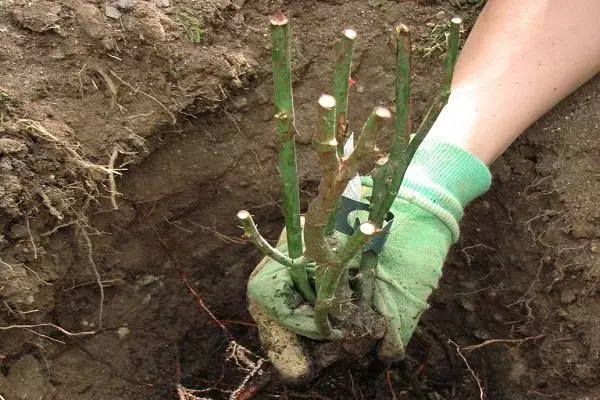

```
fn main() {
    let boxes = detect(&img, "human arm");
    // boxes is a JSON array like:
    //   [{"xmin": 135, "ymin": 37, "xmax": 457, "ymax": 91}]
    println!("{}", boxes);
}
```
[{"xmin": 429, "ymin": 0, "xmax": 600, "ymax": 164}]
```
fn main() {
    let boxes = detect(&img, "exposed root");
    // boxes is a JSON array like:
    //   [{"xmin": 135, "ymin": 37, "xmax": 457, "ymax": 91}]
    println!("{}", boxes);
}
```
[
  {"xmin": 20, "ymin": 263, "xmax": 52, "ymax": 286},
  {"xmin": 108, "ymin": 145, "xmax": 120, "ymax": 210},
  {"xmin": 88, "ymin": 64, "xmax": 119, "ymax": 110},
  {"xmin": 523, "ymin": 209, "xmax": 561, "ymax": 244},
  {"xmin": 449, "ymin": 339, "xmax": 485, "ymax": 400},
  {"xmin": 79, "ymin": 226, "xmax": 105, "ymax": 330},
  {"xmin": 226, "ymin": 342, "xmax": 268, "ymax": 400},
  {"xmin": 25, "ymin": 217, "xmax": 38, "ymax": 259},
  {"xmin": 40, "ymin": 220, "xmax": 77, "ymax": 237},
  {"xmin": 176, "ymin": 217, "xmax": 248, "ymax": 244},
  {"xmin": 462, "ymin": 334, "xmax": 545, "ymax": 352},
  {"xmin": 20, "ymin": 119, "xmax": 126, "ymax": 214},
  {"xmin": 21, "ymin": 119, "xmax": 121, "ymax": 176},
  {"xmin": 109, "ymin": 70, "xmax": 177, "ymax": 125},
  {"xmin": 38, "ymin": 188, "xmax": 64, "ymax": 220},
  {"xmin": 0, "ymin": 323, "xmax": 95, "ymax": 338},
  {"xmin": 460, "ymin": 243, "xmax": 497, "ymax": 266}
]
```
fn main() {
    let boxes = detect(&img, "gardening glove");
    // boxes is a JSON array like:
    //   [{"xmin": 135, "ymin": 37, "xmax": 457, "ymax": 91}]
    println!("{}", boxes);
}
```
[{"xmin": 247, "ymin": 137, "xmax": 491, "ymax": 379}]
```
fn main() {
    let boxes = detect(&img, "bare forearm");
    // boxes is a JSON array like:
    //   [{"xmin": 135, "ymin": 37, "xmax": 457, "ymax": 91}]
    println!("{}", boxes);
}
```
[{"xmin": 427, "ymin": 0, "xmax": 600, "ymax": 164}]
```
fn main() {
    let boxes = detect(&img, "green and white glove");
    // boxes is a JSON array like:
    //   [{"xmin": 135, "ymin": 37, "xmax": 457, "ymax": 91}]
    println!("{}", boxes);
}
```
[{"xmin": 247, "ymin": 138, "xmax": 491, "ymax": 379}]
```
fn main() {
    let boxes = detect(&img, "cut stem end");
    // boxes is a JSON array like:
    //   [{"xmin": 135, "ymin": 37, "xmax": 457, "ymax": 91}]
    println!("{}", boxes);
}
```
[
  {"xmin": 270, "ymin": 12, "xmax": 289, "ymax": 26},
  {"xmin": 450, "ymin": 17, "xmax": 463, "ymax": 25},
  {"xmin": 359, "ymin": 222, "xmax": 378, "ymax": 236},
  {"xmin": 318, "ymin": 94, "xmax": 337, "ymax": 110},
  {"xmin": 237, "ymin": 209, "xmax": 251, "ymax": 221},
  {"xmin": 343, "ymin": 29, "xmax": 357, "ymax": 40},
  {"xmin": 374, "ymin": 107, "xmax": 392, "ymax": 120}
]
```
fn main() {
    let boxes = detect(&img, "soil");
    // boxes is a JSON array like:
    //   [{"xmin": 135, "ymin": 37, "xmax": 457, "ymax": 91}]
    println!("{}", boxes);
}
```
[{"xmin": 0, "ymin": 0, "xmax": 599, "ymax": 399}]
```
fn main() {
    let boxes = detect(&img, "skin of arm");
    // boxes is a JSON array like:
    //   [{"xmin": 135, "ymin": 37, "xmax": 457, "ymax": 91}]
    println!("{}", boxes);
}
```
[{"xmin": 427, "ymin": 0, "xmax": 600, "ymax": 165}]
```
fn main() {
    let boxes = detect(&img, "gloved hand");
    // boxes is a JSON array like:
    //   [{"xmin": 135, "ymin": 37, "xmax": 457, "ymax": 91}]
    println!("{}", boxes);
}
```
[{"xmin": 247, "ymin": 138, "xmax": 491, "ymax": 381}]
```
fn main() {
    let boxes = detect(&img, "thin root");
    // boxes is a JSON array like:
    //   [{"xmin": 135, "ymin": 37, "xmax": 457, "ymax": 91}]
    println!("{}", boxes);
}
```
[
  {"xmin": 462, "ymin": 334, "xmax": 544, "ymax": 352},
  {"xmin": 449, "ymin": 339, "xmax": 485, "ymax": 400}
]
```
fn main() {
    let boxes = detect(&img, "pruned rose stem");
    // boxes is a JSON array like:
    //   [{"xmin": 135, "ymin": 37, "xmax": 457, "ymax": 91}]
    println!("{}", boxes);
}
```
[
  {"xmin": 411, "ymin": 16, "xmax": 462, "ymax": 154},
  {"xmin": 443, "ymin": 17, "xmax": 462, "ymax": 94},
  {"xmin": 359, "ymin": 20, "xmax": 461, "ymax": 308},
  {"xmin": 313, "ymin": 222, "xmax": 378, "ymax": 339},
  {"xmin": 270, "ymin": 13, "xmax": 314, "ymax": 301},
  {"xmin": 332, "ymin": 29, "xmax": 357, "ymax": 155},
  {"xmin": 305, "ymin": 106, "xmax": 391, "ymax": 266},
  {"xmin": 304, "ymin": 95, "xmax": 339, "ymax": 267},
  {"xmin": 369, "ymin": 24, "xmax": 413, "ymax": 227},
  {"xmin": 306, "ymin": 107, "xmax": 391, "ymax": 338},
  {"xmin": 237, "ymin": 210, "xmax": 294, "ymax": 267},
  {"xmin": 327, "ymin": 29, "xmax": 357, "ymax": 234},
  {"xmin": 243, "ymin": 16, "xmax": 464, "ymax": 341}
]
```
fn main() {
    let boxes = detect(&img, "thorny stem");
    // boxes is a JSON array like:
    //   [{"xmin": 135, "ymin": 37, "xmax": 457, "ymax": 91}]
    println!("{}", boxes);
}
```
[
  {"xmin": 270, "ymin": 13, "xmax": 314, "ymax": 301},
  {"xmin": 305, "ymin": 106, "xmax": 391, "ymax": 267},
  {"xmin": 391, "ymin": 24, "xmax": 412, "ymax": 163},
  {"xmin": 237, "ymin": 209, "xmax": 314, "ymax": 271},
  {"xmin": 326, "ymin": 106, "xmax": 391, "ymax": 267},
  {"xmin": 237, "ymin": 210, "xmax": 294, "ymax": 267},
  {"xmin": 332, "ymin": 29, "xmax": 357, "ymax": 155},
  {"xmin": 307, "ymin": 107, "xmax": 390, "ymax": 338},
  {"xmin": 329, "ymin": 28, "xmax": 356, "ymax": 234},
  {"xmin": 443, "ymin": 17, "xmax": 462, "ymax": 94},
  {"xmin": 369, "ymin": 24, "xmax": 413, "ymax": 227},
  {"xmin": 359, "ymin": 20, "xmax": 461, "ymax": 308},
  {"xmin": 411, "ymin": 17, "xmax": 462, "ymax": 157},
  {"xmin": 305, "ymin": 95, "xmax": 339, "ymax": 266}
]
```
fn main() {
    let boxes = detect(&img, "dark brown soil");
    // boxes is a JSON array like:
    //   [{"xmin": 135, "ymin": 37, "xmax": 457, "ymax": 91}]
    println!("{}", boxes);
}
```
[{"xmin": 1, "ymin": 1, "xmax": 599, "ymax": 399}]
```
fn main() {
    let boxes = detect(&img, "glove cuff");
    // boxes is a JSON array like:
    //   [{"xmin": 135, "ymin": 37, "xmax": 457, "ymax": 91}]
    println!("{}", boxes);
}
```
[{"xmin": 400, "ymin": 138, "xmax": 492, "ymax": 242}]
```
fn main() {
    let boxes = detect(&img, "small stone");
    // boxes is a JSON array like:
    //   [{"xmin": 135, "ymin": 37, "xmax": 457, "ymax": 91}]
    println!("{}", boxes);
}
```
[
  {"xmin": 473, "ymin": 329, "xmax": 491, "ymax": 340},
  {"xmin": 356, "ymin": 84, "xmax": 364, "ymax": 94},
  {"xmin": 136, "ymin": 274, "xmax": 160, "ymax": 287},
  {"xmin": 459, "ymin": 298, "xmax": 476, "ymax": 312},
  {"xmin": 231, "ymin": 96, "xmax": 248, "ymax": 110},
  {"xmin": 49, "ymin": 48, "xmax": 65, "ymax": 60},
  {"xmin": 230, "ymin": 77, "xmax": 243, "ymax": 88},
  {"xmin": 232, "ymin": 13, "xmax": 244, "ymax": 25},
  {"xmin": 153, "ymin": 0, "xmax": 170, "ymax": 7},
  {"xmin": 0, "ymin": 138, "xmax": 27, "ymax": 154},
  {"xmin": 75, "ymin": 4, "xmax": 106, "ymax": 39},
  {"xmin": 115, "ymin": 0, "xmax": 137, "ymax": 11},
  {"xmin": 591, "ymin": 242, "xmax": 600, "ymax": 254},
  {"xmin": 124, "ymin": 3, "xmax": 166, "ymax": 42},
  {"xmin": 0, "ymin": 158, "xmax": 12, "ymax": 171},
  {"xmin": 557, "ymin": 308, "xmax": 568, "ymax": 318},
  {"xmin": 105, "ymin": 5, "xmax": 121, "ymax": 19},
  {"xmin": 117, "ymin": 326, "xmax": 130, "ymax": 339}
]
